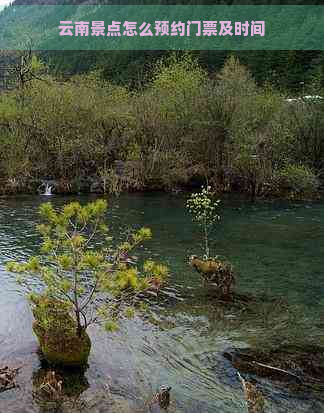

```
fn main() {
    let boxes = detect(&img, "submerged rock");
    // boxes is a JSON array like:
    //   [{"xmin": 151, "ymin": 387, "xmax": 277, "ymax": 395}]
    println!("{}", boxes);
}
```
[
  {"xmin": 32, "ymin": 296, "xmax": 91, "ymax": 367},
  {"xmin": 0, "ymin": 366, "xmax": 20, "ymax": 393},
  {"xmin": 224, "ymin": 344, "xmax": 324, "ymax": 389}
]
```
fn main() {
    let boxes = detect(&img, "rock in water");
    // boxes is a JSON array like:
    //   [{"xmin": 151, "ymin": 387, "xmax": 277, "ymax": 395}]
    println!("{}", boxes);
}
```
[
  {"xmin": 32, "ymin": 296, "xmax": 91, "ymax": 367},
  {"xmin": 189, "ymin": 255, "xmax": 235, "ymax": 296}
]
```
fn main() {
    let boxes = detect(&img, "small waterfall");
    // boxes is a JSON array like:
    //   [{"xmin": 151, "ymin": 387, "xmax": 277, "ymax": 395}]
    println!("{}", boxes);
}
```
[{"xmin": 43, "ymin": 184, "xmax": 52, "ymax": 196}]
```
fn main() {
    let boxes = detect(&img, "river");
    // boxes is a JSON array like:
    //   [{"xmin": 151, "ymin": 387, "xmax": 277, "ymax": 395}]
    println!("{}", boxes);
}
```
[{"xmin": 0, "ymin": 193, "xmax": 323, "ymax": 412}]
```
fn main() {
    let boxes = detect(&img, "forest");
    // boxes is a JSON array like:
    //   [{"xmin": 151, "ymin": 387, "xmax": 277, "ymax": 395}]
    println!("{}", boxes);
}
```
[{"xmin": 0, "ymin": 51, "xmax": 322, "ymax": 200}]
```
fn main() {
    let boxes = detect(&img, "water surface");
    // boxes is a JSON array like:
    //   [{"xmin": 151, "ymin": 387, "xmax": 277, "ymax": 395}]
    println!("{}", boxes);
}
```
[{"xmin": 0, "ymin": 193, "xmax": 323, "ymax": 412}]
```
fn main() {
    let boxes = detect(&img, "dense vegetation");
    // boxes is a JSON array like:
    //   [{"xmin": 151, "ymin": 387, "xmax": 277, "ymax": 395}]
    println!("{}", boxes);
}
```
[
  {"xmin": 46, "ymin": 50, "xmax": 324, "ymax": 93},
  {"xmin": 0, "ymin": 52, "xmax": 321, "ymax": 199},
  {"xmin": 1, "ymin": 0, "xmax": 324, "ymax": 90},
  {"xmin": 0, "ymin": 0, "xmax": 324, "ymax": 201}
]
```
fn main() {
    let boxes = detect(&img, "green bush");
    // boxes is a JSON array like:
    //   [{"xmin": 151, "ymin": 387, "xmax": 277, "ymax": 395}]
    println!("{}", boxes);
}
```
[{"xmin": 271, "ymin": 164, "xmax": 318, "ymax": 197}]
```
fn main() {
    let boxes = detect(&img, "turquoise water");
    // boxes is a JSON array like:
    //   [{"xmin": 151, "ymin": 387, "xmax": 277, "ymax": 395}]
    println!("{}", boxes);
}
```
[{"xmin": 0, "ymin": 193, "xmax": 323, "ymax": 412}]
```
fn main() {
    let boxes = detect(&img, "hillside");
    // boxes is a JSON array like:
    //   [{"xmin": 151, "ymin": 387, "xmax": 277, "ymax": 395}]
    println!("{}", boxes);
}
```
[{"xmin": 0, "ymin": 0, "xmax": 322, "ymax": 89}]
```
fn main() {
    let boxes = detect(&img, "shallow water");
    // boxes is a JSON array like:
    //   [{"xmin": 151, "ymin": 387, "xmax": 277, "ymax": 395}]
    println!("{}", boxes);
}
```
[{"xmin": 0, "ymin": 193, "xmax": 324, "ymax": 412}]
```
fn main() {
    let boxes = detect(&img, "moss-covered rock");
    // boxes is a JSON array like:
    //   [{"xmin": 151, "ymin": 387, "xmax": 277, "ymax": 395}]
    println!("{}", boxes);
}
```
[
  {"xmin": 189, "ymin": 255, "xmax": 235, "ymax": 296},
  {"xmin": 31, "ymin": 296, "xmax": 91, "ymax": 367}
]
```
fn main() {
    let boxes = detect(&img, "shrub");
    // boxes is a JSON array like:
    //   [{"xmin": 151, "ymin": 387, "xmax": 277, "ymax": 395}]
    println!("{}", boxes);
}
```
[
  {"xmin": 186, "ymin": 186, "xmax": 220, "ymax": 258},
  {"xmin": 271, "ymin": 164, "xmax": 318, "ymax": 197}
]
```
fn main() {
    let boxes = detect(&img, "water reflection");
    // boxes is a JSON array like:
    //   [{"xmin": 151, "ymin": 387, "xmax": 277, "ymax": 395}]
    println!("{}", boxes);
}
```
[{"xmin": 32, "ymin": 366, "xmax": 89, "ymax": 413}]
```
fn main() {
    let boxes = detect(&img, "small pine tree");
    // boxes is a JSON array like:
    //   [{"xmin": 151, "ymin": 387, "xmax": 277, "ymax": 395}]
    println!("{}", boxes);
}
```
[{"xmin": 7, "ymin": 199, "xmax": 168, "ymax": 336}]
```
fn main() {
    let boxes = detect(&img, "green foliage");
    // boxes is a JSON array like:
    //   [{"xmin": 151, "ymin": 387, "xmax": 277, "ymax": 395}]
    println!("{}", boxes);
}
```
[
  {"xmin": 38, "ymin": 49, "xmax": 324, "ymax": 93},
  {"xmin": 286, "ymin": 100, "xmax": 324, "ymax": 170},
  {"xmin": 0, "ymin": 54, "xmax": 322, "ymax": 200},
  {"xmin": 187, "ymin": 186, "xmax": 220, "ymax": 258},
  {"xmin": 6, "ymin": 199, "xmax": 169, "ymax": 336},
  {"xmin": 152, "ymin": 53, "xmax": 206, "ymax": 98},
  {"xmin": 271, "ymin": 164, "xmax": 318, "ymax": 198},
  {"xmin": 0, "ymin": 67, "xmax": 134, "ymax": 189},
  {"xmin": 30, "ymin": 55, "xmax": 45, "ymax": 73},
  {"xmin": 187, "ymin": 186, "xmax": 220, "ymax": 227}
]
